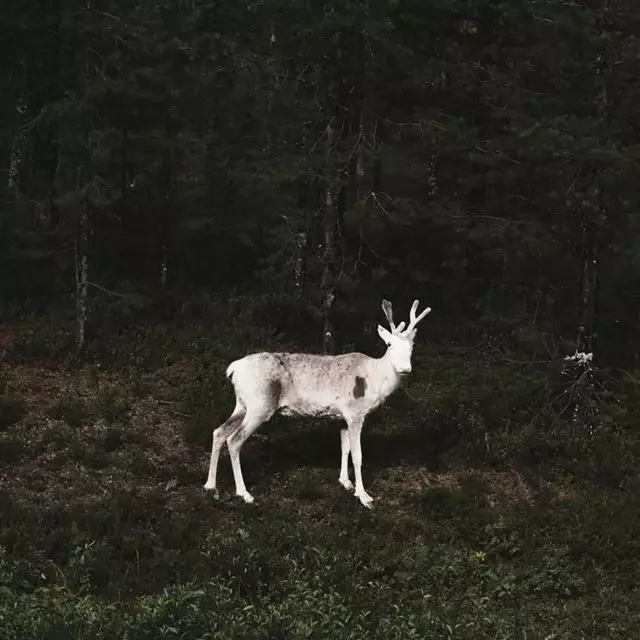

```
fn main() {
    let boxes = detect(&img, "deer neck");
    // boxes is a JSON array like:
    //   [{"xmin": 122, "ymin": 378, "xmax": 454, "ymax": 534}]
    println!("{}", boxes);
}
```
[{"xmin": 371, "ymin": 350, "xmax": 403, "ymax": 401}]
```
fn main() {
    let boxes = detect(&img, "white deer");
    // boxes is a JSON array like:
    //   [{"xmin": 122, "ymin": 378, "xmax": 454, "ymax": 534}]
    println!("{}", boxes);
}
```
[{"xmin": 203, "ymin": 299, "xmax": 432, "ymax": 508}]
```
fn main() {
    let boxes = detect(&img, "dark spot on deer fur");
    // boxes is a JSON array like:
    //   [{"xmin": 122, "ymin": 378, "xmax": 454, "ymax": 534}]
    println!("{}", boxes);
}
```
[
  {"xmin": 268, "ymin": 379, "xmax": 282, "ymax": 407},
  {"xmin": 353, "ymin": 376, "xmax": 366, "ymax": 399}
]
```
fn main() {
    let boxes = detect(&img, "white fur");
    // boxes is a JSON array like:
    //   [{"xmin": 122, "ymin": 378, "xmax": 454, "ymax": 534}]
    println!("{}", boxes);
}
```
[{"xmin": 204, "ymin": 299, "xmax": 431, "ymax": 508}]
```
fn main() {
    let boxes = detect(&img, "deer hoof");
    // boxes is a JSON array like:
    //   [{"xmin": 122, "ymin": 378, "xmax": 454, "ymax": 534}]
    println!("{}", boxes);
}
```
[
  {"xmin": 204, "ymin": 482, "xmax": 219, "ymax": 499},
  {"xmin": 356, "ymin": 492, "xmax": 374, "ymax": 509},
  {"xmin": 238, "ymin": 492, "xmax": 255, "ymax": 504},
  {"xmin": 339, "ymin": 477, "xmax": 354, "ymax": 491}
]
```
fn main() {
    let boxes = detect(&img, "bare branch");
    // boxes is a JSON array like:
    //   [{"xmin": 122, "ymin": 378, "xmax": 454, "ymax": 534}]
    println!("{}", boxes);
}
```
[{"xmin": 86, "ymin": 281, "xmax": 130, "ymax": 298}]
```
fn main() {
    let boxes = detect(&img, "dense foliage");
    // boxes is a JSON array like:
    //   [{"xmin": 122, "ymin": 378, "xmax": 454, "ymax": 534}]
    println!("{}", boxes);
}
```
[
  {"xmin": 2, "ymin": 0, "xmax": 639, "ymax": 353},
  {"xmin": 1, "ymin": 0, "xmax": 640, "ymax": 638}
]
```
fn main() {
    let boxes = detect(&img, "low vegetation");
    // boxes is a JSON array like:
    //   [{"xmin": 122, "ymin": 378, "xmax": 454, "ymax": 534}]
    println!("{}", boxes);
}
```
[{"xmin": 1, "ymin": 306, "xmax": 639, "ymax": 639}]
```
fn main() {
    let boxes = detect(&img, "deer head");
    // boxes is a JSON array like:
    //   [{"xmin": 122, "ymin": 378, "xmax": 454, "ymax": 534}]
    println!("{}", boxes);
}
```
[{"xmin": 377, "ymin": 299, "xmax": 431, "ymax": 374}]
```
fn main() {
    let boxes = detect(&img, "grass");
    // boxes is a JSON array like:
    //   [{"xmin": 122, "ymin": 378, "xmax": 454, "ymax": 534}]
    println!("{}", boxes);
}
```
[{"xmin": 1, "ymin": 314, "xmax": 639, "ymax": 639}]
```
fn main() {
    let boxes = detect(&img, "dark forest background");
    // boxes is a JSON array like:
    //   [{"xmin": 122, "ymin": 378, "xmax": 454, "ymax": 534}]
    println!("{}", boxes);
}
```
[{"xmin": 1, "ymin": 1, "xmax": 640, "ymax": 638}]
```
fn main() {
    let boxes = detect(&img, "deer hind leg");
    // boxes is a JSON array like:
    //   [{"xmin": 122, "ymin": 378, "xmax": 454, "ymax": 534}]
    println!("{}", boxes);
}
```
[
  {"xmin": 204, "ymin": 400, "xmax": 245, "ymax": 496},
  {"xmin": 227, "ymin": 379, "xmax": 282, "ymax": 504},
  {"xmin": 338, "ymin": 428, "xmax": 354, "ymax": 491},
  {"xmin": 227, "ymin": 406, "xmax": 276, "ymax": 504}
]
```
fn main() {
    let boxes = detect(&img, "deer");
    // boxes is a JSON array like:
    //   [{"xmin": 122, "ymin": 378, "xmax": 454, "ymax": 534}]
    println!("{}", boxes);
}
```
[{"xmin": 203, "ymin": 299, "xmax": 432, "ymax": 508}]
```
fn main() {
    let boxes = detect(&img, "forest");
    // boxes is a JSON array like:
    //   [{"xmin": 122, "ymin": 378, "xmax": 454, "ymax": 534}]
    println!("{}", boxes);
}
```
[{"xmin": 1, "ymin": 0, "xmax": 640, "ymax": 637}]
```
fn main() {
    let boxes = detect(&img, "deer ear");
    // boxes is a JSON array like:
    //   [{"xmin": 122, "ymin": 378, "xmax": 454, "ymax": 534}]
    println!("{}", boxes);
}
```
[{"xmin": 377, "ymin": 325, "xmax": 392, "ymax": 344}]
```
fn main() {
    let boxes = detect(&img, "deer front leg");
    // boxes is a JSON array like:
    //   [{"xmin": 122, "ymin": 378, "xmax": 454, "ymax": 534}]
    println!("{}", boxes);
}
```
[
  {"xmin": 338, "ymin": 428, "xmax": 353, "ymax": 490},
  {"xmin": 348, "ymin": 418, "xmax": 373, "ymax": 509}
]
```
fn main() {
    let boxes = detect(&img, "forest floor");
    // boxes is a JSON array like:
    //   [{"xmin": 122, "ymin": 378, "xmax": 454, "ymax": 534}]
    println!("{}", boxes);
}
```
[{"xmin": 1, "ymin": 320, "xmax": 639, "ymax": 639}]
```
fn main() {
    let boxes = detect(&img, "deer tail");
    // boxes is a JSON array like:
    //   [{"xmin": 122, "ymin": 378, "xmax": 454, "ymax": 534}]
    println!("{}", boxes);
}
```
[{"xmin": 225, "ymin": 361, "xmax": 237, "ymax": 382}]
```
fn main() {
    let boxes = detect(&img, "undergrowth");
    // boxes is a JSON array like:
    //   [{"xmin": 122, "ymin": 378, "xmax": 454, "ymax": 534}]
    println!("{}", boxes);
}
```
[{"xmin": 1, "ymin": 303, "xmax": 639, "ymax": 639}]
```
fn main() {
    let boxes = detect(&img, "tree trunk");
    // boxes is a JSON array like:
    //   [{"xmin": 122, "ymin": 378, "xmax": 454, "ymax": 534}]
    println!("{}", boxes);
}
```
[
  {"xmin": 121, "ymin": 117, "xmax": 128, "ymax": 199},
  {"xmin": 160, "ymin": 244, "xmax": 168, "ymax": 290},
  {"xmin": 575, "ymin": 0, "xmax": 610, "ymax": 360},
  {"xmin": 294, "ymin": 230, "xmax": 307, "ymax": 299},
  {"xmin": 347, "ymin": 30, "xmax": 364, "ymax": 204},
  {"xmin": 320, "ymin": 25, "xmax": 366, "ymax": 352},
  {"xmin": 157, "ymin": 116, "xmax": 174, "ymax": 292},
  {"xmin": 372, "ymin": 118, "xmax": 382, "ymax": 194},
  {"xmin": 75, "ymin": 201, "xmax": 89, "ymax": 351},
  {"xmin": 569, "ymin": 0, "xmax": 611, "ymax": 429},
  {"xmin": 8, "ymin": 113, "xmax": 27, "ymax": 194},
  {"xmin": 576, "ymin": 195, "xmax": 600, "ymax": 357},
  {"xmin": 7, "ymin": 76, "xmax": 32, "ymax": 199},
  {"xmin": 321, "ymin": 119, "xmax": 338, "ymax": 355}
]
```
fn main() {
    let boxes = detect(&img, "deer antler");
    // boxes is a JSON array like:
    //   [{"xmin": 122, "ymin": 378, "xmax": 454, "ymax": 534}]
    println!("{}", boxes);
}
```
[
  {"xmin": 403, "ymin": 299, "xmax": 431, "ymax": 334},
  {"xmin": 381, "ymin": 299, "xmax": 395, "ymax": 329},
  {"xmin": 381, "ymin": 299, "xmax": 406, "ymax": 334}
]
